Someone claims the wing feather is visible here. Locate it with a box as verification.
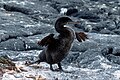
[37,34,55,46]
[75,32,88,42]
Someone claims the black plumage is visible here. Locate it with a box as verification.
[26,17,88,71]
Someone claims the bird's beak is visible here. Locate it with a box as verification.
[64,21,80,28]
[67,21,80,24]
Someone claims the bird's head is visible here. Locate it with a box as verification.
[55,16,80,27]
[55,17,73,26]
[55,16,80,33]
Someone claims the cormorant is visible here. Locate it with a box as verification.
[25,17,88,71]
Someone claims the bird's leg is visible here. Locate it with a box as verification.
[58,63,63,70]
[50,64,54,71]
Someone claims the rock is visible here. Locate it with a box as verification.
[1,0,120,79]
[74,21,86,30]
[76,48,103,68]
[113,47,120,56]
[90,0,99,1]
[62,52,80,66]
[105,21,116,31]
[65,8,78,16]
[88,33,120,46]
[72,40,98,52]
[101,46,114,56]
[20,38,43,50]
[100,29,112,34]
[84,25,93,32]
[3,4,34,15]
[102,46,120,57]
[34,1,58,14]
[73,10,100,22]
[101,46,120,64]
[107,54,120,64]
[0,34,9,42]
[90,30,99,33]
[113,29,120,35]
[0,39,25,51]
[91,23,105,32]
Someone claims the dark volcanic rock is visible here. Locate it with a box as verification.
[65,8,78,16]
[101,47,120,64]
[113,47,120,56]
[1,0,120,79]
[76,48,102,68]
[3,4,34,15]
[72,10,100,22]
[100,29,112,34]
[62,52,80,66]
[72,40,98,52]
[0,39,25,51]
[0,33,9,42]
[113,29,120,35]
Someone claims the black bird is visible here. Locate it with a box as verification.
[25,17,88,71]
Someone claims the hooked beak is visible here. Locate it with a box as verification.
[67,21,80,24]
[64,21,80,27]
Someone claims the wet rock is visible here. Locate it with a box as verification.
[90,0,99,1]
[0,34,9,42]
[102,46,120,57]
[62,52,80,66]
[65,8,78,16]
[33,1,58,14]
[50,0,84,13]
[107,54,120,64]
[90,30,99,33]
[101,46,120,64]
[91,23,105,32]
[101,46,114,56]
[72,10,100,22]
[84,25,93,32]
[88,33,120,46]
[0,50,40,61]
[3,4,34,15]
[74,21,86,30]
[1,0,120,79]
[0,39,25,51]
[113,47,120,56]
[76,48,103,68]
[100,29,112,34]
[20,37,43,50]
[72,40,98,52]
[104,21,116,31]
[113,29,120,35]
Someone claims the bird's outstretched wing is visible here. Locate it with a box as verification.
[75,32,88,42]
[37,34,55,46]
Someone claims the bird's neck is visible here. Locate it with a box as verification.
[55,24,65,33]
[56,26,74,39]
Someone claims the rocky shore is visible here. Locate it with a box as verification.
[0,0,120,80]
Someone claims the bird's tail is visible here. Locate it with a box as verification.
[75,32,88,42]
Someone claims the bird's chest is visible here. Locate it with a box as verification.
[45,35,74,64]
